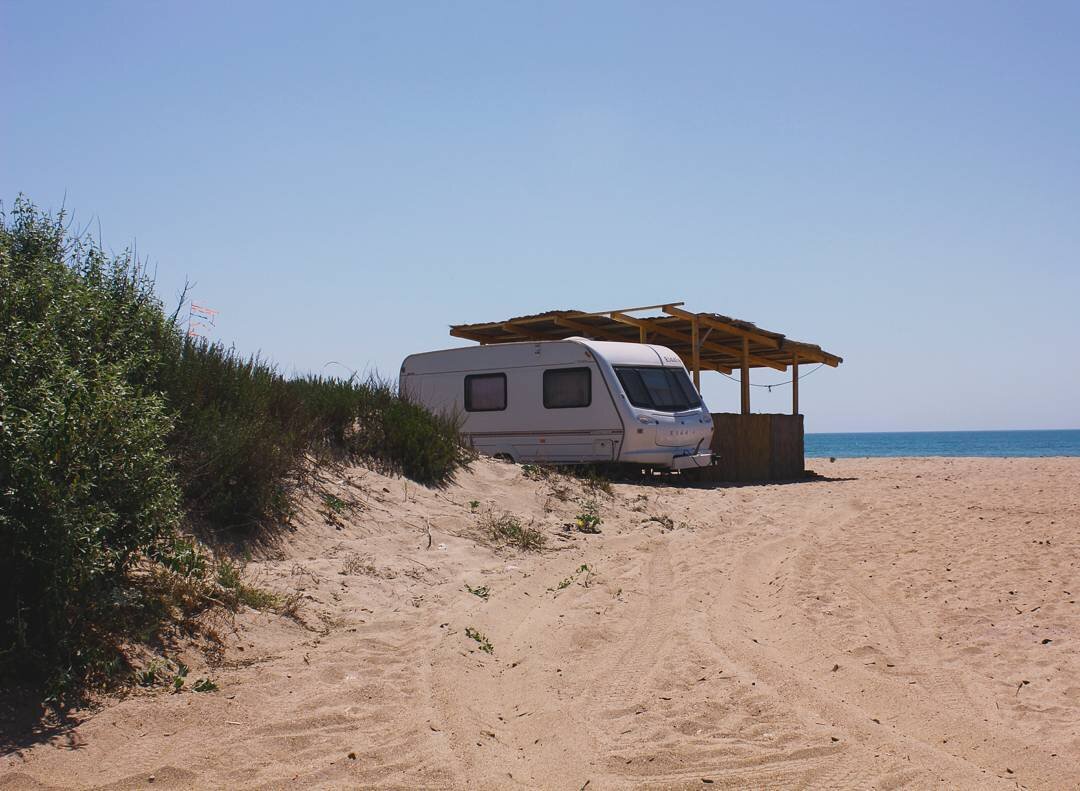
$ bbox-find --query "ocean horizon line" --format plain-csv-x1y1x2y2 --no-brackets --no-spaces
807,428,1080,436
803,428,1080,458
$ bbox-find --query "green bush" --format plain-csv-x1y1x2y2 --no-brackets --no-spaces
158,341,311,532
0,199,182,685
160,356,469,534
1,197,468,690
343,378,469,484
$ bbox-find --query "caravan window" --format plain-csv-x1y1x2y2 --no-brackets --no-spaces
614,366,701,412
464,373,506,411
543,367,591,409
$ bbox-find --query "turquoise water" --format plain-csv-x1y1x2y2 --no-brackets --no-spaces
805,429,1080,458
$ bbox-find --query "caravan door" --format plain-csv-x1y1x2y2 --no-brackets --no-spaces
507,362,622,463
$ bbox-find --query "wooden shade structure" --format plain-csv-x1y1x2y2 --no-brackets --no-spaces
450,302,842,415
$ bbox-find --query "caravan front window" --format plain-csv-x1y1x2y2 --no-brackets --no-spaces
464,373,506,411
614,366,701,412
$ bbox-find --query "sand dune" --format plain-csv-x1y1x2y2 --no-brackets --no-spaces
3,457,1078,789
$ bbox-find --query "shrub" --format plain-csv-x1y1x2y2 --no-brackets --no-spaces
1,197,469,691
158,341,312,532
161,362,469,534
345,379,469,484
484,512,546,552
0,198,182,686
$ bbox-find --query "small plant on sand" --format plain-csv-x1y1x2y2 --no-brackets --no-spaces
468,499,480,513
216,558,287,611
524,463,612,498
643,514,675,531
136,660,163,687
485,512,546,552
170,661,189,693
322,493,347,513
464,626,493,654
156,537,208,578
341,553,377,576
192,677,217,693
465,583,490,600
579,563,592,587
550,563,592,592
579,468,614,498
521,463,550,481
574,499,603,533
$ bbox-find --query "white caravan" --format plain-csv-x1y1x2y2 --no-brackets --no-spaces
399,338,714,470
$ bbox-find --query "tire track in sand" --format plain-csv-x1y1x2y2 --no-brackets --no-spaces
584,526,846,788
701,496,1043,789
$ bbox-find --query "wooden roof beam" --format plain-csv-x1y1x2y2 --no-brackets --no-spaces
663,304,843,366
662,304,782,350
571,301,684,318
687,358,733,375
553,316,634,343
609,311,687,345
610,312,786,372
453,313,569,332
782,341,843,367
449,327,487,342
500,322,560,342
452,301,685,333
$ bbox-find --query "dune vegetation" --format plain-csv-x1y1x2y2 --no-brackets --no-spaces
0,197,468,697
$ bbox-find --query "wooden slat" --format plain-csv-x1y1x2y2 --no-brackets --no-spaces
501,322,559,342
663,304,782,350
664,307,842,367
610,312,787,371
782,341,842,367
691,354,734,373
452,302,684,332
553,316,634,343
452,313,564,331
569,301,685,318
452,304,843,369
741,337,750,415
609,312,688,347
705,345,787,370
692,413,805,482
683,357,733,375
650,312,788,371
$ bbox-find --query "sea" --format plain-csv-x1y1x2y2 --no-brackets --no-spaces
804,429,1080,458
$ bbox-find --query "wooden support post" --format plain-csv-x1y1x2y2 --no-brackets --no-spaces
639,325,646,344
741,337,750,415
691,317,701,389
792,353,799,416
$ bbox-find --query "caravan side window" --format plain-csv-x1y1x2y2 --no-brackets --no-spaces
543,367,591,409
464,373,506,411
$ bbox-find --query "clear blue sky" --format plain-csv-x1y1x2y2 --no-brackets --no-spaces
3,1,1078,432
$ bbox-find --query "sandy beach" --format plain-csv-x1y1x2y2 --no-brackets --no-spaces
3,456,1078,790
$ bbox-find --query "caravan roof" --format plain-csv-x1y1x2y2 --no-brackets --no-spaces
403,337,686,374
